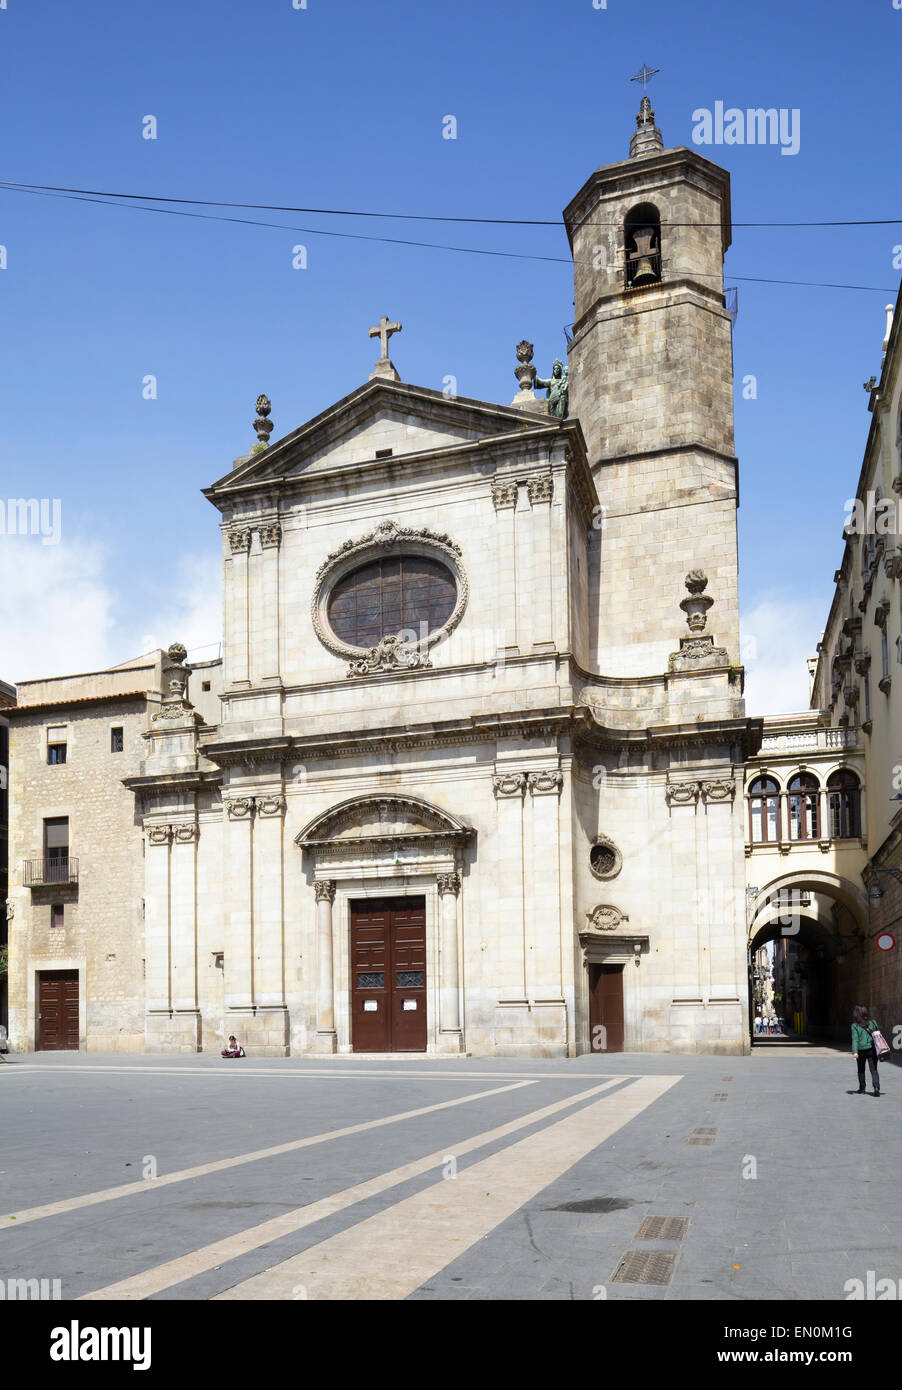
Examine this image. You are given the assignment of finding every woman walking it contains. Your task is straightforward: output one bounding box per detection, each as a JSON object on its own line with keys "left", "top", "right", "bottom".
{"left": 852, "top": 1004, "right": 881, "bottom": 1096}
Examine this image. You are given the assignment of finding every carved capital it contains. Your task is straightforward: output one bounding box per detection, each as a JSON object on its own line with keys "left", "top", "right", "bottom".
{"left": 228, "top": 527, "right": 252, "bottom": 554}
{"left": 493, "top": 772, "right": 527, "bottom": 798}
{"left": 436, "top": 871, "right": 461, "bottom": 897}
{"left": 700, "top": 780, "right": 736, "bottom": 804}
{"left": 527, "top": 769, "right": 563, "bottom": 796}
{"left": 172, "top": 823, "right": 199, "bottom": 843}
{"left": 256, "top": 794, "right": 286, "bottom": 818}
{"left": 147, "top": 824, "right": 173, "bottom": 845}
{"left": 491, "top": 479, "right": 519, "bottom": 510}
{"left": 314, "top": 879, "right": 336, "bottom": 903}
{"left": 585, "top": 903, "right": 629, "bottom": 933}
{"left": 665, "top": 780, "right": 699, "bottom": 807}
{"left": 259, "top": 522, "right": 282, "bottom": 549}
{"left": 225, "top": 796, "right": 255, "bottom": 820}
{"left": 526, "top": 473, "right": 553, "bottom": 505}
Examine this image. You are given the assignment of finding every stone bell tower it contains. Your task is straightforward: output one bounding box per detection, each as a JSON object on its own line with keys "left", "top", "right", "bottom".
{"left": 564, "top": 93, "right": 739, "bottom": 678}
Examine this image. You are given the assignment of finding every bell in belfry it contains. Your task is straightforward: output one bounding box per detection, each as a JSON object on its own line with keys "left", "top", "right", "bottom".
{"left": 630, "top": 225, "right": 658, "bottom": 284}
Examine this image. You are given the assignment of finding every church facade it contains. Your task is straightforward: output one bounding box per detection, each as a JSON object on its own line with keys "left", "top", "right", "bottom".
{"left": 7, "top": 100, "right": 761, "bottom": 1057}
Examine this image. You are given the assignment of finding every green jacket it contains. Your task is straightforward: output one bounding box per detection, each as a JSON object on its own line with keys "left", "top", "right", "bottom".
{"left": 852, "top": 1020, "right": 878, "bottom": 1054}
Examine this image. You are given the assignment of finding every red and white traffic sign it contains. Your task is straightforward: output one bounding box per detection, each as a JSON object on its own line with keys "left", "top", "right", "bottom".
{"left": 876, "top": 933, "right": 895, "bottom": 952}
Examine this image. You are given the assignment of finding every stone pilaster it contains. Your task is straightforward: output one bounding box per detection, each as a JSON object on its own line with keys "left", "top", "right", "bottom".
{"left": 437, "top": 872, "right": 462, "bottom": 1048}
{"left": 226, "top": 527, "right": 252, "bottom": 684}
{"left": 313, "top": 879, "right": 337, "bottom": 1052}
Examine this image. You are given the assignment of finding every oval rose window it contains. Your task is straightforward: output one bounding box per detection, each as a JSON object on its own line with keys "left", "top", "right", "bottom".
{"left": 327, "top": 555, "right": 457, "bottom": 650}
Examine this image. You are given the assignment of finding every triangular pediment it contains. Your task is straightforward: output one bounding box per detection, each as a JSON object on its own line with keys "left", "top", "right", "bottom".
{"left": 205, "top": 378, "right": 562, "bottom": 499}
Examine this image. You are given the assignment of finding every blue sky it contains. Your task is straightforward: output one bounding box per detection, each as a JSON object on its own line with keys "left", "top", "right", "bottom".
{"left": 1, "top": 0, "right": 900, "bottom": 711}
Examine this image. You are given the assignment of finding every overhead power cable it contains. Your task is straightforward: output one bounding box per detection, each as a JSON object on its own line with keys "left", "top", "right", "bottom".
{"left": 1, "top": 178, "right": 901, "bottom": 229}
{"left": 0, "top": 181, "right": 897, "bottom": 292}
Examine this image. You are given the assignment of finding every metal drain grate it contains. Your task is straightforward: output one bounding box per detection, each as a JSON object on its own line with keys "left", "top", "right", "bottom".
{"left": 612, "top": 1250, "right": 677, "bottom": 1285}
{"left": 687, "top": 1136, "right": 716, "bottom": 1145}
{"left": 636, "top": 1215, "right": 690, "bottom": 1241}
{"left": 710, "top": 1093, "right": 728, "bottom": 1101}
{"left": 692, "top": 1127, "right": 718, "bottom": 1135}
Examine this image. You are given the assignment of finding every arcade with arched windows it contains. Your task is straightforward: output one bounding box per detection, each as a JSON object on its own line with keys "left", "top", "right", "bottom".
{"left": 747, "top": 768, "right": 862, "bottom": 846}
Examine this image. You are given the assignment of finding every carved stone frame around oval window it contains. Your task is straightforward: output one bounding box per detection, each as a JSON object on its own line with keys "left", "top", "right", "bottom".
{"left": 589, "top": 835, "right": 622, "bottom": 882}
{"left": 311, "top": 518, "right": 469, "bottom": 662}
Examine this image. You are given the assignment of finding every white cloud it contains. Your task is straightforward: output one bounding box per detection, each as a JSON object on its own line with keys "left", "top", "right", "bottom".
{"left": 741, "top": 593, "right": 824, "bottom": 716}
{"left": 136, "top": 551, "right": 222, "bottom": 665}
{"left": 0, "top": 537, "right": 118, "bottom": 682}
{"left": 0, "top": 540, "right": 222, "bottom": 685}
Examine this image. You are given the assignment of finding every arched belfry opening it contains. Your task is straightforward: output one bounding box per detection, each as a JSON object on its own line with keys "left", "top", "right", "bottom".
{"left": 624, "top": 202, "right": 662, "bottom": 289}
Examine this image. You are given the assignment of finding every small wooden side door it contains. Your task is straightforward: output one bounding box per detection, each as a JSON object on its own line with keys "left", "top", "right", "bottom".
{"left": 588, "top": 963, "right": 624, "bottom": 1053}
{"left": 38, "top": 970, "right": 79, "bottom": 1051}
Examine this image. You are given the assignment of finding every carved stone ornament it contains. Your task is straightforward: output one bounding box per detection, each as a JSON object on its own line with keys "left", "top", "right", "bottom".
{"left": 172, "top": 823, "right": 199, "bottom": 843}
{"left": 346, "top": 633, "right": 432, "bottom": 678}
{"left": 526, "top": 473, "right": 554, "bottom": 505}
{"left": 314, "top": 879, "right": 336, "bottom": 903}
{"left": 700, "top": 780, "right": 736, "bottom": 803}
{"left": 493, "top": 772, "right": 527, "bottom": 798}
{"left": 585, "top": 903, "right": 629, "bottom": 933}
{"left": 225, "top": 796, "right": 255, "bottom": 820}
{"left": 491, "top": 479, "right": 519, "bottom": 510}
{"left": 514, "top": 340, "right": 537, "bottom": 394}
{"left": 527, "top": 769, "right": 563, "bottom": 795}
{"left": 312, "top": 520, "right": 468, "bottom": 667}
{"left": 6, "top": 899, "right": 15, "bottom": 921}
{"left": 256, "top": 794, "right": 286, "bottom": 818}
{"left": 436, "top": 871, "right": 461, "bottom": 897}
{"left": 679, "top": 570, "right": 715, "bottom": 633}
{"left": 254, "top": 394, "right": 273, "bottom": 446}
{"left": 228, "top": 527, "right": 252, "bottom": 554}
{"left": 884, "top": 547, "right": 902, "bottom": 580}
{"left": 147, "top": 825, "right": 173, "bottom": 845}
{"left": 665, "top": 781, "right": 700, "bottom": 807}
{"left": 668, "top": 636, "right": 730, "bottom": 673}
{"left": 259, "top": 522, "right": 282, "bottom": 549}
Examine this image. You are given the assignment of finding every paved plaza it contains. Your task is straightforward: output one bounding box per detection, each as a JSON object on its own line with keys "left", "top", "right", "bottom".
{"left": 0, "top": 1048, "right": 898, "bottom": 1302}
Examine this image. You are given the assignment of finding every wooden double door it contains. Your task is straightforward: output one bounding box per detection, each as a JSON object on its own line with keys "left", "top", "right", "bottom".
{"left": 350, "top": 897, "right": 427, "bottom": 1052}
{"left": 588, "top": 963, "right": 624, "bottom": 1053}
{"left": 38, "top": 970, "right": 79, "bottom": 1050}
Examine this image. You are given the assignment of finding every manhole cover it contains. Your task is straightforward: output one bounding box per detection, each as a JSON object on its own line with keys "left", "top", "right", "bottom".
{"left": 710, "top": 1093, "right": 728, "bottom": 1101}
{"left": 636, "top": 1216, "right": 690, "bottom": 1241}
{"left": 687, "top": 1136, "right": 716, "bottom": 1146}
{"left": 612, "top": 1250, "right": 677, "bottom": 1285}
{"left": 692, "top": 1127, "right": 718, "bottom": 1135}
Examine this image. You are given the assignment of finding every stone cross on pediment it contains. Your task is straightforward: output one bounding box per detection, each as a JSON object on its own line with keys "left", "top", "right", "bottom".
{"left": 368, "top": 316, "right": 403, "bottom": 381}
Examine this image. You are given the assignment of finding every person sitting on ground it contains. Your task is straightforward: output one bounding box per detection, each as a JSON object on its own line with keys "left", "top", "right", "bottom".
{"left": 220, "top": 1035, "right": 245, "bottom": 1058}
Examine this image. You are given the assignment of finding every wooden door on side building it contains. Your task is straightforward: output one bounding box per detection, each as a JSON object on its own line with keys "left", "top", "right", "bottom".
{"left": 588, "top": 963, "right": 624, "bottom": 1053}
{"left": 38, "top": 970, "right": 79, "bottom": 1050}
{"left": 350, "top": 897, "right": 427, "bottom": 1052}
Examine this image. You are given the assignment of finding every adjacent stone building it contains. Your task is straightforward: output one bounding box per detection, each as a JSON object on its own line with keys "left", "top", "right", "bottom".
{"left": 7, "top": 99, "right": 762, "bottom": 1056}
{"left": 810, "top": 288, "right": 902, "bottom": 1032}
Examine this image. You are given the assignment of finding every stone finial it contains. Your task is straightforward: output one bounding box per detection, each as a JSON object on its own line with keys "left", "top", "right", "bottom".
{"left": 153, "top": 641, "right": 199, "bottom": 724}
{"left": 680, "top": 570, "right": 714, "bottom": 632}
{"left": 253, "top": 395, "right": 273, "bottom": 447}
{"left": 368, "top": 316, "right": 402, "bottom": 381}
{"left": 629, "top": 74, "right": 664, "bottom": 158}
{"left": 510, "top": 339, "right": 546, "bottom": 412}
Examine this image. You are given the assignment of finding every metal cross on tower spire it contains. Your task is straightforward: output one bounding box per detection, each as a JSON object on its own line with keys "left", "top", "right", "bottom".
{"left": 630, "top": 64, "right": 660, "bottom": 98}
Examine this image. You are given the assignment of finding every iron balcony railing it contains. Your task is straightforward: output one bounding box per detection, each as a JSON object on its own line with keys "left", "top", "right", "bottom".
{"left": 23, "top": 857, "right": 78, "bottom": 887}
